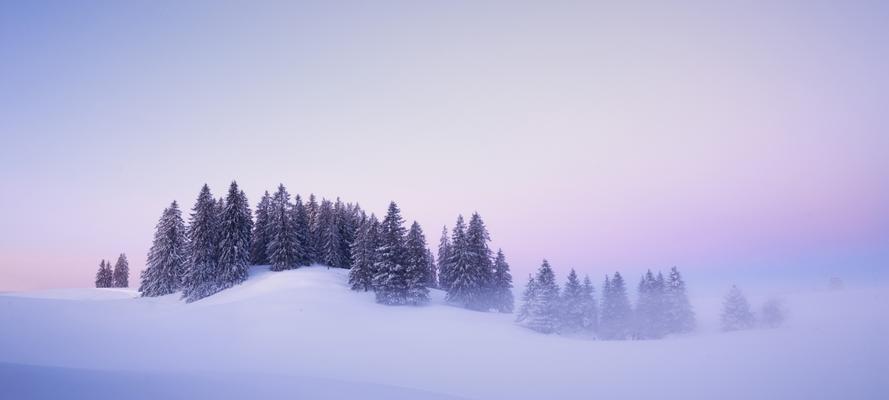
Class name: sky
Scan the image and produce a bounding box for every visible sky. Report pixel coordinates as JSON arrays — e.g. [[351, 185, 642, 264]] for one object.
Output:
[[1, 1, 887, 294]]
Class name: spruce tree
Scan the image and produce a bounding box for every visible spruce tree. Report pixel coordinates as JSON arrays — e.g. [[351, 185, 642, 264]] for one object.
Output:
[[140, 201, 187, 297], [634, 270, 664, 339], [518, 260, 561, 333], [491, 249, 514, 313], [436, 226, 452, 291], [463, 213, 494, 310], [319, 199, 343, 268], [111, 253, 129, 288], [444, 216, 474, 307], [337, 200, 359, 268], [721, 285, 755, 331], [182, 184, 222, 302], [403, 221, 431, 305], [664, 266, 696, 333], [306, 194, 321, 263], [424, 249, 437, 288], [599, 272, 632, 340], [373, 202, 408, 305], [95, 260, 113, 288], [217, 182, 253, 290], [349, 215, 379, 291], [250, 191, 272, 265], [516, 274, 537, 324], [560, 269, 584, 333], [580, 275, 598, 334], [292, 194, 312, 266], [266, 184, 300, 271]]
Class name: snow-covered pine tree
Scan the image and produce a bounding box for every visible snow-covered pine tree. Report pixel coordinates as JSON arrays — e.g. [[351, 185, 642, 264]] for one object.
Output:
[[111, 253, 129, 288], [444, 215, 477, 308], [403, 221, 431, 305], [216, 182, 253, 291], [491, 249, 514, 313], [721, 285, 755, 332], [463, 212, 495, 310], [95, 260, 113, 288], [336, 200, 359, 268], [664, 266, 695, 334], [181, 184, 222, 302], [634, 270, 662, 339], [436, 226, 452, 291], [599, 272, 632, 340], [560, 268, 584, 333], [292, 194, 312, 266], [319, 199, 343, 268], [349, 215, 379, 291], [140, 201, 187, 297], [516, 274, 537, 324], [266, 184, 300, 271], [373, 202, 409, 305], [424, 249, 437, 288], [250, 191, 272, 265], [522, 260, 561, 333], [580, 275, 598, 334], [306, 194, 321, 263]]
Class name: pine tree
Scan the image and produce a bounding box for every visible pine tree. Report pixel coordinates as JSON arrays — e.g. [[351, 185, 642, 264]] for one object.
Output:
[[306, 194, 321, 263], [560, 269, 584, 333], [95, 260, 113, 288], [516, 274, 537, 324], [403, 221, 431, 305], [436, 226, 452, 291], [599, 272, 632, 340], [111, 253, 129, 288], [464, 213, 494, 310], [349, 215, 379, 291], [424, 249, 437, 288], [721, 285, 755, 332], [373, 202, 408, 305], [140, 201, 187, 297], [266, 184, 300, 271], [491, 249, 514, 313], [518, 260, 560, 333], [292, 194, 312, 266], [217, 182, 253, 291], [580, 275, 598, 334], [319, 199, 343, 268], [182, 184, 222, 302], [664, 266, 696, 334], [337, 200, 359, 268], [634, 270, 664, 339], [250, 191, 272, 265]]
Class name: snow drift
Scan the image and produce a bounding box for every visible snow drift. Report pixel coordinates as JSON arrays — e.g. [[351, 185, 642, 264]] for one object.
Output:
[[1, 266, 886, 399]]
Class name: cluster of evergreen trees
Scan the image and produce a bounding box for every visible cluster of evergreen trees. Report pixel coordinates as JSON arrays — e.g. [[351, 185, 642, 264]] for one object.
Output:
[[720, 285, 786, 331], [94, 254, 129, 288], [348, 202, 433, 305], [517, 262, 695, 340], [139, 182, 254, 301], [437, 214, 514, 312]]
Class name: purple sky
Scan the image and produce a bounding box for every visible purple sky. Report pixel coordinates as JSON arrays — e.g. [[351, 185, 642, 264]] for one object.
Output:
[[2, 1, 888, 293]]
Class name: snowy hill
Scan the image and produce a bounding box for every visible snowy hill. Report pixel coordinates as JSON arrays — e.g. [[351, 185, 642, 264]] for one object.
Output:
[[1, 265, 887, 399]]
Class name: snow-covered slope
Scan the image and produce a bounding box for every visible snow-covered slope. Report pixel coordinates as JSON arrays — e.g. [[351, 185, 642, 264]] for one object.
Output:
[[1, 266, 886, 399]]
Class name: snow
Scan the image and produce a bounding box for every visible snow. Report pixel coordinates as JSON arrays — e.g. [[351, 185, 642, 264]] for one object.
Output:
[[1, 265, 887, 399]]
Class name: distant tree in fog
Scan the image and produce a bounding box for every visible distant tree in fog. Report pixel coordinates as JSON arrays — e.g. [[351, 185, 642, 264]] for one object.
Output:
[[491, 249, 514, 313], [664, 266, 695, 334], [560, 269, 585, 333], [516, 260, 561, 333], [599, 272, 633, 340], [721, 285, 755, 331], [760, 298, 787, 328]]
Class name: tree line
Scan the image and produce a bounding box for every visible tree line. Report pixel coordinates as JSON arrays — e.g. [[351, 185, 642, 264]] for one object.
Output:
[[94, 253, 129, 288], [137, 181, 514, 310], [516, 261, 696, 340]]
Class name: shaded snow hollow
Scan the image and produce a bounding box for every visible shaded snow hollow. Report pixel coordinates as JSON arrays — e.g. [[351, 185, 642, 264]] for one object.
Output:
[[0, 265, 887, 399]]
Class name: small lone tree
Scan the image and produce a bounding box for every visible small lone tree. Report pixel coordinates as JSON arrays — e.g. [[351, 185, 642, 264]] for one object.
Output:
[[111, 253, 129, 288], [721, 285, 755, 331]]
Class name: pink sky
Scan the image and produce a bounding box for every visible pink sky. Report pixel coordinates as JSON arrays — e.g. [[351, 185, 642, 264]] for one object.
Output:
[[1, 1, 887, 292]]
